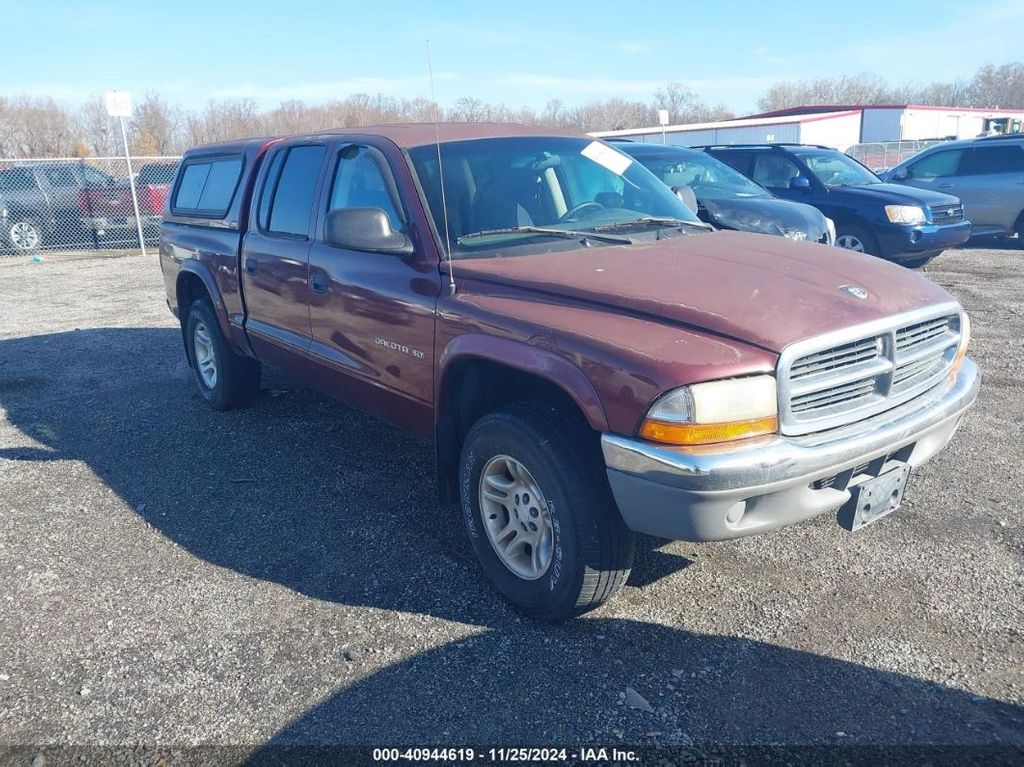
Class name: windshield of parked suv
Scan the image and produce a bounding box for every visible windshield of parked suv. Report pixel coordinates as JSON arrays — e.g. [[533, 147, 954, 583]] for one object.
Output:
[[627, 147, 771, 199], [408, 136, 703, 258], [798, 150, 880, 187]]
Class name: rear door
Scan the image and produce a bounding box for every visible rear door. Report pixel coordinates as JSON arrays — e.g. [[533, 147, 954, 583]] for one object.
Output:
[[240, 141, 329, 361], [954, 144, 1024, 232], [306, 139, 440, 428]]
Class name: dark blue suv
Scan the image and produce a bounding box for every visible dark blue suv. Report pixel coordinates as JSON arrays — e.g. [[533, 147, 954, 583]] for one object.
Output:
[[701, 144, 971, 268]]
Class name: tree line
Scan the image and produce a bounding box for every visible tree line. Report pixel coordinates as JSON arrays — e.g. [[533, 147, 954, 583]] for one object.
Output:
[[1, 62, 1021, 159]]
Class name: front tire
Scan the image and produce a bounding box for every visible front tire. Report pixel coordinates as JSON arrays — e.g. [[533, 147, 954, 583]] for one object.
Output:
[[835, 224, 879, 257], [184, 299, 261, 411], [459, 401, 635, 621]]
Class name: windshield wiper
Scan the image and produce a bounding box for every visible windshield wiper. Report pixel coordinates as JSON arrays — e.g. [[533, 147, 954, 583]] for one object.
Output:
[[592, 217, 712, 232], [457, 226, 631, 245]]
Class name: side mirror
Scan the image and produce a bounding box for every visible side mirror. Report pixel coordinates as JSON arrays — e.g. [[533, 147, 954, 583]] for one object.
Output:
[[671, 185, 698, 214], [789, 176, 811, 190], [325, 207, 413, 256], [893, 167, 909, 181]]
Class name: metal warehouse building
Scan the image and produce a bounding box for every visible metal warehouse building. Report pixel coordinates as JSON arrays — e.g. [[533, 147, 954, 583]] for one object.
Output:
[[592, 104, 1024, 151]]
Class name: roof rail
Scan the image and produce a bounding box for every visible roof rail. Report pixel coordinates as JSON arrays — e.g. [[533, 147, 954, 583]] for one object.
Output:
[[693, 142, 834, 151], [977, 132, 1024, 141]]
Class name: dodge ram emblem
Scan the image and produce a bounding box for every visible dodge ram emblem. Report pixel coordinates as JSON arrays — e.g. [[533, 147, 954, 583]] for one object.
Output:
[[839, 285, 868, 299]]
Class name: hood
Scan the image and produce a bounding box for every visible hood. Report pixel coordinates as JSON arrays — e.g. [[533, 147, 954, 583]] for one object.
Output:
[[700, 196, 828, 240], [452, 230, 955, 353], [826, 182, 960, 207]]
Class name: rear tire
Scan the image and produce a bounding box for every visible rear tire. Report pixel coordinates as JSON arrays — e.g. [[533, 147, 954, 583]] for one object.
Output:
[[459, 401, 635, 621], [184, 298, 261, 411], [835, 224, 879, 257], [6, 218, 43, 252]]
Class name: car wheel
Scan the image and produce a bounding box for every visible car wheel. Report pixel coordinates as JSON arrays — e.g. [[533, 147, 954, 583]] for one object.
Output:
[[7, 219, 43, 252], [184, 298, 261, 411], [835, 225, 879, 256], [459, 401, 635, 621]]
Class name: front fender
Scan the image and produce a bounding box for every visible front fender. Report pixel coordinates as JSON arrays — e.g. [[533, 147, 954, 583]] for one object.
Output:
[[437, 333, 609, 433]]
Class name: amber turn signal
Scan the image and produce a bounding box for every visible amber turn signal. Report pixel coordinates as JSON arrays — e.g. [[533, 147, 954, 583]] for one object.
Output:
[[639, 415, 779, 446]]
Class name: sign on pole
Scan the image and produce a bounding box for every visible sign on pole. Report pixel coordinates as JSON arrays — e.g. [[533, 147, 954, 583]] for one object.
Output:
[[104, 91, 133, 118], [658, 108, 669, 144], [104, 91, 147, 257]]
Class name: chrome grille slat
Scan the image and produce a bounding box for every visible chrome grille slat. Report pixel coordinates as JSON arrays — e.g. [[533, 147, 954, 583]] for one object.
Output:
[[789, 356, 892, 397], [928, 203, 965, 224], [777, 305, 962, 436]]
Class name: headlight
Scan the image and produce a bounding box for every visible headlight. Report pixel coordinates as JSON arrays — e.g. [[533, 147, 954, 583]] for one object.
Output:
[[639, 375, 778, 445], [885, 205, 926, 225], [825, 217, 836, 245], [952, 311, 971, 374]]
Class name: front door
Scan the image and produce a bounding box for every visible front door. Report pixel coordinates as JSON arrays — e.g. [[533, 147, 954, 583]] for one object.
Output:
[[240, 142, 329, 362], [306, 141, 441, 433]]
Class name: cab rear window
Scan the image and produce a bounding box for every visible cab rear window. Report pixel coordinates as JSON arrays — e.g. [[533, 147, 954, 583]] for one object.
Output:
[[171, 155, 243, 217]]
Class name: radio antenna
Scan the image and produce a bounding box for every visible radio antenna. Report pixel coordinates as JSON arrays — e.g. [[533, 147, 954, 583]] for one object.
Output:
[[427, 40, 456, 295]]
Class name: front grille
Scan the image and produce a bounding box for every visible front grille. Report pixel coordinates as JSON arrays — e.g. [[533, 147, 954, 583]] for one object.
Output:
[[778, 305, 962, 435], [929, 203, 964, 224]]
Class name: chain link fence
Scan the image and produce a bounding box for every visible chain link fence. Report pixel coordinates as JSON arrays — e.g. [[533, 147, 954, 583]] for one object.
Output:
[[0, 156, 180, 257], [845, 140, 950, 172]]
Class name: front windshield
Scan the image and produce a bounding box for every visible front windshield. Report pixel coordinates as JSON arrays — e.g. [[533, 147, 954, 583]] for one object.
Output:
[[408, 136, 701, 258], [630, 148, 771, 199], [799, 151, 880, 188]]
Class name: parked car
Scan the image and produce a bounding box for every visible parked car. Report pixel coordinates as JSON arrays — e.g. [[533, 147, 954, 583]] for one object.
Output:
[[701, 144, 971, 268], [0, 162, 115, 252], [613, 141, 835, 244], [878, 134, 1024, 245], [160, 126, 979, 620], [79, 161, 179, 243]]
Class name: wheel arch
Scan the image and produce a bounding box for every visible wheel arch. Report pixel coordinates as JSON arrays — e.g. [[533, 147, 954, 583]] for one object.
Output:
[[175, 263, 234, 363], [434, 335, 610, 510]]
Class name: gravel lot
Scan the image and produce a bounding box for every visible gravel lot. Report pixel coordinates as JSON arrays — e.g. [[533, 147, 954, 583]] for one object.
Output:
[[0, 246, 1021, 754]]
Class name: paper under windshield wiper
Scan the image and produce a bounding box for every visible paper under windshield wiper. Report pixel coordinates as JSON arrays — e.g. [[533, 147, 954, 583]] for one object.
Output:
[[457, 226, 631, 245], [593, 217, 712, 232]]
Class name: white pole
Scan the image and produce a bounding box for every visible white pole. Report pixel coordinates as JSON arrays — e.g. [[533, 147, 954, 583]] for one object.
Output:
[[118, 116, 147, 257]]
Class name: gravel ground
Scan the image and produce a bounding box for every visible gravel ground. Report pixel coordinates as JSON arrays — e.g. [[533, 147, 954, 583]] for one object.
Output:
[[0, 247, 1021, 754]]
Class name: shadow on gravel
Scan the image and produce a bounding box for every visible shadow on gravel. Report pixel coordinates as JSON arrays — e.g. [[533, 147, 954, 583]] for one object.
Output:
[[2, 328, 1023, 746]]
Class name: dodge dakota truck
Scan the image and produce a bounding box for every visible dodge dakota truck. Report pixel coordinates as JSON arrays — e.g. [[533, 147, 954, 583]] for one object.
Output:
[[159, 124, 979, 620]]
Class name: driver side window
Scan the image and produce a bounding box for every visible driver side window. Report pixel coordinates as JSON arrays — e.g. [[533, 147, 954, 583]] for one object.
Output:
[[907, 149, 963, 179], [752, 154, 803, 190], [328, 145, 402, 230]]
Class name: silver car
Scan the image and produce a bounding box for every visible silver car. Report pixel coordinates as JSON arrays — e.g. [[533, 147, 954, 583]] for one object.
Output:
[[881, 134, 1024, 243]]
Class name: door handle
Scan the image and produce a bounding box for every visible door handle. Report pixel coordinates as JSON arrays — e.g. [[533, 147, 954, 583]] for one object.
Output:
[[310, 274, 328, 294], [245, 258, 258, 275], [937, 183, 953, 188]]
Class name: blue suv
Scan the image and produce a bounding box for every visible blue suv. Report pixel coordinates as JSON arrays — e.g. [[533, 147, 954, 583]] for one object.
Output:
[[701, 144, 971, 268]]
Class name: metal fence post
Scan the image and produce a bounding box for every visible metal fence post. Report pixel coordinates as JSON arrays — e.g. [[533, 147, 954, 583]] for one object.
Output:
[[117, 116, 147, 257]]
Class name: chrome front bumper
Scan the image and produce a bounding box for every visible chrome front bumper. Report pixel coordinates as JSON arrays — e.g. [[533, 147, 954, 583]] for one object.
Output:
[[602, 358, 980, 541]]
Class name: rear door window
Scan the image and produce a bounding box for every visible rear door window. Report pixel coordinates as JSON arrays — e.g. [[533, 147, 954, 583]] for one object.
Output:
[[958, 145, 1024, 175], [0, 168, 37, 191], [260, 145, 327, 237], [172, 156, 243, 217]]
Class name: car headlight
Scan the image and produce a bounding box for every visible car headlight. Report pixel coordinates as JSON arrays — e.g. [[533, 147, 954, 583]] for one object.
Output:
[[825, 217, 836, 245], [952, 311, 971, 374], [639, 375, 778, 445], [885, 205, 926, 225]]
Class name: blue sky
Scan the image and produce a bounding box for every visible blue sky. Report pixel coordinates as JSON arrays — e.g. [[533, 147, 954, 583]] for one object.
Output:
[[2, 0, 1021, 114]]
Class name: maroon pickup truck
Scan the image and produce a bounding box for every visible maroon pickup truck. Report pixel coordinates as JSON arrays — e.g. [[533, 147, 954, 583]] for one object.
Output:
[[159, 124, 979, 620]]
